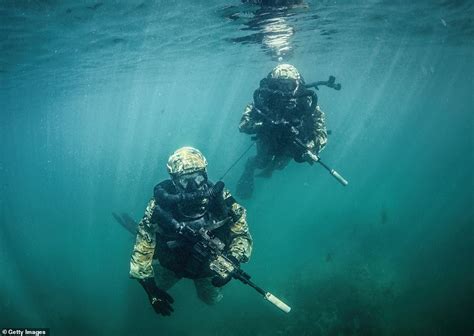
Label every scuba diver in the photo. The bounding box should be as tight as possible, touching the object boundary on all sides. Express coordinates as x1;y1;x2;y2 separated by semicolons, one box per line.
129;147;253;316
236;64;330;199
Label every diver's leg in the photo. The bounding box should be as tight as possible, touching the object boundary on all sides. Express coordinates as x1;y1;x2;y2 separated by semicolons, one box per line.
254;140;274;178
255;139;273;169
153;261;181;291
237;140;273;198
256;159;276;178
236;156;258;199
275;155;292;170
193;277;223;305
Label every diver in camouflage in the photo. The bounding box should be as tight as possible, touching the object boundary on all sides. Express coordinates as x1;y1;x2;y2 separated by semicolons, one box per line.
130;147;252;316
237;64;328;199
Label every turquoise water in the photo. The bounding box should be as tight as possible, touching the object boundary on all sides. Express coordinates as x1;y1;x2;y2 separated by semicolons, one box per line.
1;1;473;335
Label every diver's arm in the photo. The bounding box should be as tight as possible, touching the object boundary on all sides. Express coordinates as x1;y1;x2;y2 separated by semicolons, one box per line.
309;105;328;154
130;198;157;280
224;190;253;262
130;198;175;316
239;104;263;135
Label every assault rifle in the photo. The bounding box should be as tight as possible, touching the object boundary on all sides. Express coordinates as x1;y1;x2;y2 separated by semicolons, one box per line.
253;108;349;186
178;224;292;313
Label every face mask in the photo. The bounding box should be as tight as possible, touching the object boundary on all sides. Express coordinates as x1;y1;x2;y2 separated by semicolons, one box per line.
175;171;208;192
268;79;299;95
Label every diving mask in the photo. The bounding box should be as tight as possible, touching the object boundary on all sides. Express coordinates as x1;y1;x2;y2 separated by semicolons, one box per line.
268;79;299;95
174;171;208;192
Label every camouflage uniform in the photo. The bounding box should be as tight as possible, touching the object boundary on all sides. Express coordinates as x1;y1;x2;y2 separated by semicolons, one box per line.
130;148;252;305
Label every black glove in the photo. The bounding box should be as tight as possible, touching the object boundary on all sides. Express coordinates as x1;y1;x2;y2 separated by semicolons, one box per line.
208;181;225;198
211;255;240;288
139;278;174;316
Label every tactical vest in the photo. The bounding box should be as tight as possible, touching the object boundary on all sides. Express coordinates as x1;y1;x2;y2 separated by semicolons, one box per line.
152;180;232;279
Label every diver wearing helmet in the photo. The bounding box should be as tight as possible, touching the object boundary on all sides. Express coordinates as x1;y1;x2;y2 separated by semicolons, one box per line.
237;64;328;199
130;147;253;316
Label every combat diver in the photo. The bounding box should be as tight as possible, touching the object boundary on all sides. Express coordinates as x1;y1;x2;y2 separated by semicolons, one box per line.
236;64;328;199
130;147;253;316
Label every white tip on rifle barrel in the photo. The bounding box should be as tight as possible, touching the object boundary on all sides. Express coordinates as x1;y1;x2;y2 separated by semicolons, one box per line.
265;292;291;313
331;169;349;186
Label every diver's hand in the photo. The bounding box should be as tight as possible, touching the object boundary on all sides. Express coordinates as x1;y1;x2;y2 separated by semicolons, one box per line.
149;290;174;316
211;255;240;287
208;181;225;198
253;121;264;130
139;278;174;316
212;275;232;287
302;150;319;164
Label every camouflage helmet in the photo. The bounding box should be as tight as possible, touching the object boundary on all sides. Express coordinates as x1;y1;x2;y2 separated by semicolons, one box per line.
167;147;208;176
268;64;301;81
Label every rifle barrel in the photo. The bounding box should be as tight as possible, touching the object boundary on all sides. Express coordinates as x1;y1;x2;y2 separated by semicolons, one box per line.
255;108;349;186
235;274;291;313
317;159;349;186
265;292;291;313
